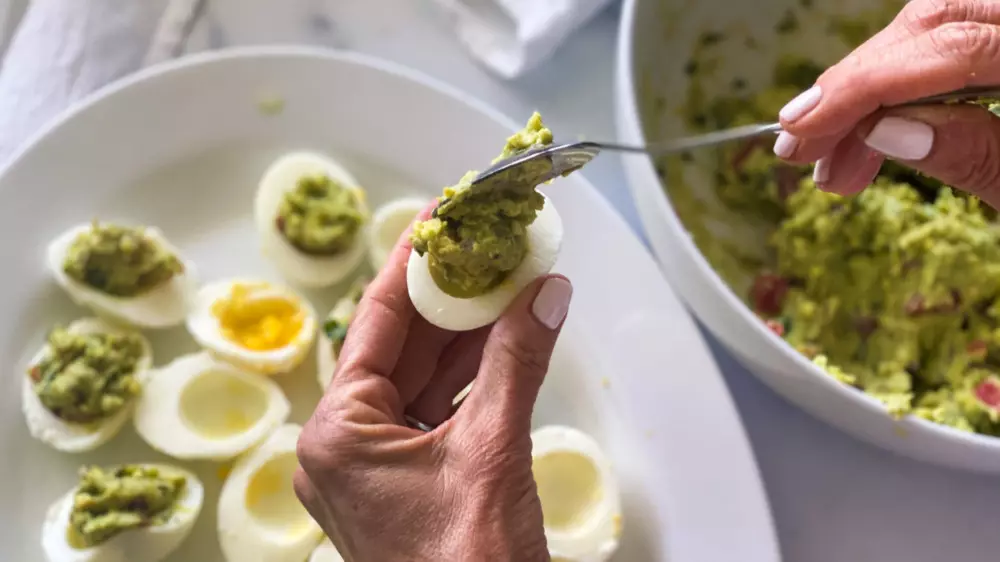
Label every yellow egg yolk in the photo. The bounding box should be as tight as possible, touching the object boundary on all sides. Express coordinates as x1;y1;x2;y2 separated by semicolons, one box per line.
212;283;304;351
533;450;604;531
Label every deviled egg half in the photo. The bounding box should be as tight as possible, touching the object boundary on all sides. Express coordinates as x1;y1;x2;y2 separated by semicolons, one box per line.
22;318;152;453
41;464;203;562
310;539;345;562
48;221;196;329
408;113;565;331
531;425;623;562
255;151;371;288
367;196;428;272
317;276;370;388
186;278;318;376
218;423;325;562
133;352;290;461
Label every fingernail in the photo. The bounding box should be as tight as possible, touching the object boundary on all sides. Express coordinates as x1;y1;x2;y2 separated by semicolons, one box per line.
779;86;822;123
813;156;832;185
773;132;800;158
532;277;573;330
864;116;934;161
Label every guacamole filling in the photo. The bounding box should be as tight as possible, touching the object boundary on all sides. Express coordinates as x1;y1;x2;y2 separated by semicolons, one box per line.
69;465;186;548
30;328;144;423
63;222;184;298
276;174;365;255
669;7;1000;435
322;277;369;356
410;112;554;298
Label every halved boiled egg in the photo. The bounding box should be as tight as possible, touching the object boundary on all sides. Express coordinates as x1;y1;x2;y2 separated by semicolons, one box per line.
22;318;152;453
531;425;623;562
367;196;428;272
41;464;203;562
407;194;562;331
254;151;371;288
47;221;197;329
218;423;325;562
133;351;290;461
316;276;369;388
309;539;345;562
186;278;317;376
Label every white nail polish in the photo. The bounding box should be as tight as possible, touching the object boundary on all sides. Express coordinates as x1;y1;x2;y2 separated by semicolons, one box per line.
773;132;800;158
864;116;934;161
779;86;823;123
813;156;831;184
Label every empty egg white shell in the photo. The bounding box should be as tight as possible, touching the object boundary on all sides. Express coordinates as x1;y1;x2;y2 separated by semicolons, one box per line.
407;194;562;331
47;224;197;329
22;317;152;453
367;196;429;273
309;539;345;562
254;151;370;288
40;464;204;562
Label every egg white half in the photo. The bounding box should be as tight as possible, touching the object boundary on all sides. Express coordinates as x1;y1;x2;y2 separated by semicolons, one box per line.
531;425;622;562
133;352;290;461
254;151;370;288
218;423;325;562
367;196;429;273
186;278;318;376
316;291;364;389
41;464;204;562
309;539;345;562
47;223;197;329
22;318;152;453
407;194;563;331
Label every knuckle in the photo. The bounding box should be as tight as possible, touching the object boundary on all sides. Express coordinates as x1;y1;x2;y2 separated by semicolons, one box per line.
902;0;970;32
949;123;1000;193
492;330;552;376
927;21;1000;68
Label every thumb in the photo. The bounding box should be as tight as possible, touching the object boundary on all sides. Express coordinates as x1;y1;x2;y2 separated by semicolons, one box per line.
451;275;572;445
862;104;1000;208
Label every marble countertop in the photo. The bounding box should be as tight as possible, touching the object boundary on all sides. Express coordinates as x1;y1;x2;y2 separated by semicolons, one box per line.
8;0;998;559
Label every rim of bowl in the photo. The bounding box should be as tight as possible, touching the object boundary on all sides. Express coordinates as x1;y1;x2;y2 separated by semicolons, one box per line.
613;0;1000;454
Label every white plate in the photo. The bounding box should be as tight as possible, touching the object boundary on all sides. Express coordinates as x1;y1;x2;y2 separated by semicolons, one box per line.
0;47;779;561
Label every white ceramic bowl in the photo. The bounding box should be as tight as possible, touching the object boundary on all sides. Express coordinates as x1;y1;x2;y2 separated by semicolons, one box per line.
616;0;1000;473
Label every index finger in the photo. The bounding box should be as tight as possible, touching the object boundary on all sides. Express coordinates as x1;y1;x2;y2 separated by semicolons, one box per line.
334;201;437;380
780;0;1000;138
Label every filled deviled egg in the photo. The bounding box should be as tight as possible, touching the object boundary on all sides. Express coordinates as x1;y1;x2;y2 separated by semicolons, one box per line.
22;318;152;453
218;423;325;562
530;425;622;562
254;151;370;288
186;278;317;376
408;113;565;331
48;221;196;329
316;276;369;388
41;464;203;562
133;352;290;461
367;196;428;272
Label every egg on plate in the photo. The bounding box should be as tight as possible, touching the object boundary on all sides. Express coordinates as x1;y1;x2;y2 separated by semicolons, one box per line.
41;464;203;562
218;423;325;562
316;276;369;388
47;221;196;329
186;278;317;376
407;193;562;332
309;539;345;562
531;425;623;562
367;196;428;272
22;317;152;453
133;351;290;460
254;151;371;288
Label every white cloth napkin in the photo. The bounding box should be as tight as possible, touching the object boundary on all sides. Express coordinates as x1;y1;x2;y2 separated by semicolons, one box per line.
431;0;614;79
0;0;170;164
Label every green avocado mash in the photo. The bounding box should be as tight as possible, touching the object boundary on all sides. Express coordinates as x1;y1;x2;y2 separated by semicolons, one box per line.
63;222;184;297
30;328;144;423
666;3;1000;435
276;174;365;255
69;465;186;548
410;112;554;298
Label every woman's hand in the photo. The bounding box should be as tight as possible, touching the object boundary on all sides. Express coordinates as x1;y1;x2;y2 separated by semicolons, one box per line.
773;0;1000;206
294;208;573;562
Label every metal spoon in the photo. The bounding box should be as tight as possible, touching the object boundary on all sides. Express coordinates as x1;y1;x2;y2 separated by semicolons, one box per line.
473;85;1000;187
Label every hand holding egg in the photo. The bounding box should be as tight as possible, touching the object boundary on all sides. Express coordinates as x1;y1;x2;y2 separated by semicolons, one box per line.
294;217;610;561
